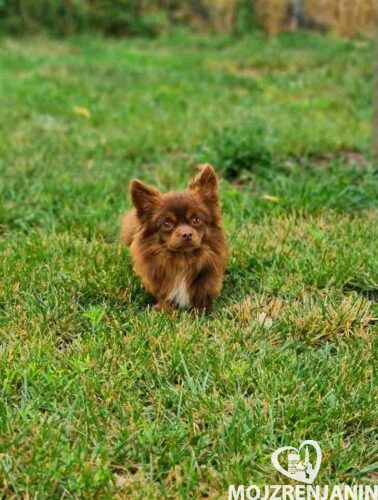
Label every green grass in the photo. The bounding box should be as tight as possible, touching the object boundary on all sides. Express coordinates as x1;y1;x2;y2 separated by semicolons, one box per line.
0;31;377;497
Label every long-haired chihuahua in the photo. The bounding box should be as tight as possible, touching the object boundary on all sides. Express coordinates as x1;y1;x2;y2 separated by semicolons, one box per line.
121;164;228;311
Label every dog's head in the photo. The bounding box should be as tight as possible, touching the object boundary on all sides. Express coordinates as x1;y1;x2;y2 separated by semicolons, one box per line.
130;164;220;253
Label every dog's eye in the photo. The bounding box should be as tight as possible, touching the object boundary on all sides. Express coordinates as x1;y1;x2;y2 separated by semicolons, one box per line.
191;216;201;226
163;221;173;230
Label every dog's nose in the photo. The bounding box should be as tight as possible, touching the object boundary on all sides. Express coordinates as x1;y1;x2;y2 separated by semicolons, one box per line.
181;231;192;240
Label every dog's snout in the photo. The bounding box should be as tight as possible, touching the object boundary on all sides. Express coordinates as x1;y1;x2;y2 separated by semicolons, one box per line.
173;224;197;249
181;230;192;240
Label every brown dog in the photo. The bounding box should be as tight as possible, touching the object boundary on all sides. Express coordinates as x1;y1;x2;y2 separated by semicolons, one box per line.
121;164;228;310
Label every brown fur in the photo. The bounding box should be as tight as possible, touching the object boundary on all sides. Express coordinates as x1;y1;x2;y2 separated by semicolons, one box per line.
120;164;228;310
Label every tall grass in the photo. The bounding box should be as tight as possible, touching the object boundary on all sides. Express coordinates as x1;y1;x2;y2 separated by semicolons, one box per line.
0;0;170;36
0;0;375;37
205;0;238;32
304;0;376;36
254;0;292;35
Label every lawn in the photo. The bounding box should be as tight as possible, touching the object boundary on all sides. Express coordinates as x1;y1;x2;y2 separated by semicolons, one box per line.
0;30;377;497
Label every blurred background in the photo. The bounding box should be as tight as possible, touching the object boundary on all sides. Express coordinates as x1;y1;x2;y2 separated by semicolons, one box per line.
0;0;375;38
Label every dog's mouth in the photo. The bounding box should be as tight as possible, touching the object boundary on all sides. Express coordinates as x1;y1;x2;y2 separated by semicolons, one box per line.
167;241;201;253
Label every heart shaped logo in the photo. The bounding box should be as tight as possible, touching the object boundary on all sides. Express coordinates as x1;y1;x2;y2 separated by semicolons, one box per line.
271;440;321;484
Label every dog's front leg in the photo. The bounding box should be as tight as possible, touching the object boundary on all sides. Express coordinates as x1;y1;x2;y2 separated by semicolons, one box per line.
189;266;222;311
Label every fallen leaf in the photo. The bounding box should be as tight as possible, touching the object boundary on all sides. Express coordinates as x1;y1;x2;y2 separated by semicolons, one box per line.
73;106;91;119
262;194;280;202
257;312;273;328
114;474;128;487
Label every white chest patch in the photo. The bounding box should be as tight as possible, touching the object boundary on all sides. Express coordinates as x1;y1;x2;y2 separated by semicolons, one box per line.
167;276;190;309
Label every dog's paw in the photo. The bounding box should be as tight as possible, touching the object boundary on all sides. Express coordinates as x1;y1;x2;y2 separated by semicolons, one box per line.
152;302;178;316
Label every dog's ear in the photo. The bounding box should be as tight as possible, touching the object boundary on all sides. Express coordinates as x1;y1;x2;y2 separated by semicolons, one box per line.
130;179;161;220
188;164;219;206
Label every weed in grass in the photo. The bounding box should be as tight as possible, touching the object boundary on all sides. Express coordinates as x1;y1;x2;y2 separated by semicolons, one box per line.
197;119;276;179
